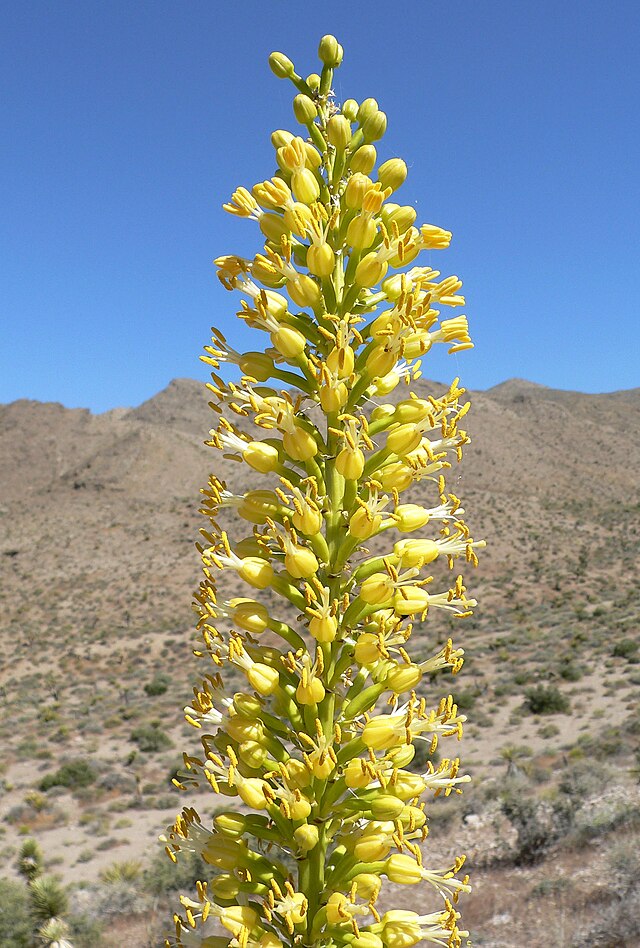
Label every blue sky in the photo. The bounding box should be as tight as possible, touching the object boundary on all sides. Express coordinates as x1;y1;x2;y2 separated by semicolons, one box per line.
1;0;639;411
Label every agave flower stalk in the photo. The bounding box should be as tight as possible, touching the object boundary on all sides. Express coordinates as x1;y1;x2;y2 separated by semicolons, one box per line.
165;34;483;948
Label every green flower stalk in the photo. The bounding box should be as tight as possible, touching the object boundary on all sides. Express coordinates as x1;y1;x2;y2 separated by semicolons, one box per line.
164;35;484;948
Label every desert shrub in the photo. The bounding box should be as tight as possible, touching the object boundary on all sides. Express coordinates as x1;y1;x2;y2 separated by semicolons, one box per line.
572;885;640;947
0;878;32;947
538;722;560;739
100;860;142;884
559;660;584;681
523;685;570;715
453;689;478;711
612;638;639;661
530;876;571;898
143;847;208;897
130;722;173;753
39;758;97;792
143;672;171;696
501;792;576;865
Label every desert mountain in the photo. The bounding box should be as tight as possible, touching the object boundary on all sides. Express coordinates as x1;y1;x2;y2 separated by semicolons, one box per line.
1;377;639;946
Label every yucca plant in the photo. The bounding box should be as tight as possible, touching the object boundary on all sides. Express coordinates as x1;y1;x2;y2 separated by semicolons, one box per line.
164;34;483;948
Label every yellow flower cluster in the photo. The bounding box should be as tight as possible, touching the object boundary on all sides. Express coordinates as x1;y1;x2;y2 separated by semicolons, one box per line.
165;34;483;948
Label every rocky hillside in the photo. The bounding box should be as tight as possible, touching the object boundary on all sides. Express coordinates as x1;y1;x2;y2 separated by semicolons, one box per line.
1;377;639;946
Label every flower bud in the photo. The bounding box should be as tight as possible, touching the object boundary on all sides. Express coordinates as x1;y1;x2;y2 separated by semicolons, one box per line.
307;242;335;277
282;427;318;461
271;129;294;148
326;893;350;925
311;754;335;779
390;770;425;801
354;825;394;861
361;716;402;751
270;325;306;358
238;489;281;523
284;546;319;579
362;110;387;142
386;423;421;456
344;173;372;210
294;823;319;853
237;776;270;809
357;98;379;123
269;52;295;79
387;743;416;769
309;614;337;643
220;905;260;936
238;740;269;769
370;403;396;424
394;538;439;567
242;441;280;473
376;462;413;492
286;758;311;788
355;252;388;288
354;631;382;665
366;346;397;378
291;168;321;204
344;757;372;788
385;663;423;694
288;274;321;309
293;94;318;125
318;34;343;67
327;114;352;149
350;144;377;174
238;556;274;590
238;351;274;382
378;158;407;193
319;380;348;413
283;201;314;236
385;854;422;885
346;215;377;250
233;692;263;717
306;73;321;91
247;662;280;695
369;794;407;820
353;873;382;901
326;344;355;378
228;598;270;634
393;587;430;616
215;812;247;838
203;836;247;870
398;805;427;830
259;212;290;243
296;676;325;705
291;503;323;535
304;143;323;169
211;874;240;900
225;714;263;744
349;507;382;539
234;536;265;558
393;398;431;424
370;371;401;396
336;446;365;480
381;204;416;234
359;573;394;606
342;98;359;121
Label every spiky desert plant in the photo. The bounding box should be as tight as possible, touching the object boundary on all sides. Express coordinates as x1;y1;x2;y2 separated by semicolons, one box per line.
164;34;483;948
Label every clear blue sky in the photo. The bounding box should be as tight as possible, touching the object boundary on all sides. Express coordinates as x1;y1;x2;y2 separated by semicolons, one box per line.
1;0;639;411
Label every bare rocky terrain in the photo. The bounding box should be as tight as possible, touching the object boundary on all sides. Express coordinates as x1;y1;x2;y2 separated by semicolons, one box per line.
1;376;639;946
